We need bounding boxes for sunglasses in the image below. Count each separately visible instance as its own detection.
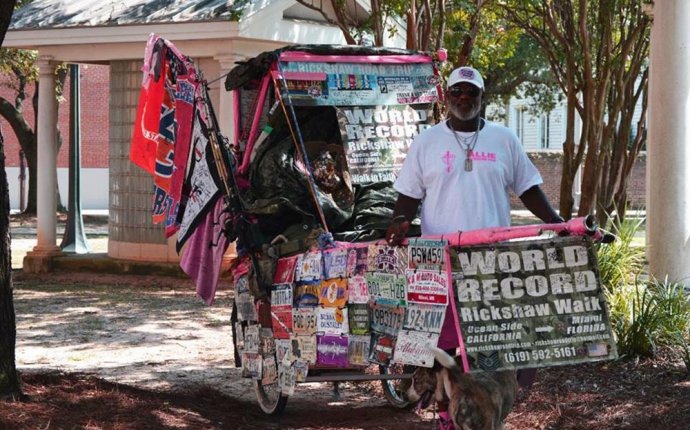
[447,86,481,97]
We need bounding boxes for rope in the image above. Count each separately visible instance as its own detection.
[205,70,231,87]
[271,62,330,234]
[197,72,232,198]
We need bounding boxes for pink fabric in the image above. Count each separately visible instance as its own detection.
[179,197,229,305]
[436,310,459,350]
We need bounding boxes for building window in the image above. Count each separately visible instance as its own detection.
[516,108,525,144]
[541,113,550,149]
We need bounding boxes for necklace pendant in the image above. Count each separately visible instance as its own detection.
[464,150,473,171]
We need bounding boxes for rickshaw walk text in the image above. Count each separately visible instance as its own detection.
[459,295,602,322]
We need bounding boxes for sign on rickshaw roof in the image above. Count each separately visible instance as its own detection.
[9,0,241,30]
[224,45,439,92]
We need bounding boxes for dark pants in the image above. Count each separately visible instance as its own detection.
[516,368,537,389]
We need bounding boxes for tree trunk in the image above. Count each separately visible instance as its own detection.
[558,79,578,219]
[0,126,22,400]
[0,0,23,402]
[0,96,37,214]
[23,142,36,214]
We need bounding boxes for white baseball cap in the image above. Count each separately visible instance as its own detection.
[447,66,484,90]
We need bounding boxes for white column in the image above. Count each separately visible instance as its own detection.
[214,54,246,145]
[648,2,690,284]
[33,57,60,253]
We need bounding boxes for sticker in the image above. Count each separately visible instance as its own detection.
[316,335,349,367]
[290,335,317,364]
[393,330,439,367]
[367,244,408,274]
[368,331,397,366]
[348,276,369,304]
[587,342,610,357]
[316,307,349,335]
[318,278,348,308]
[294,359,309,382]
[260,328,276,357]
[234,322,245,351]
[296,251,322,281]
[262,356,278,385]
[406,270,449,305]
[366,273,407,305]
[370,301,405,336]
[242,352,262,379]
[348,334,371,366]
[274,256,299,284]
[348,303,370,335]
[278,364,296,396]
[323,248,348,279]
[403,303,446,334]
[275,339,292,365]
[293,282,320,308]
[293,308,317,336]
[236,274,250,295]
[236,292,258,322]
[407,238,447,270]
[346,245,369,276]
[244,324,260,353]
[236,277,258,322]
[271,309,293,339]
[271,284,293,307]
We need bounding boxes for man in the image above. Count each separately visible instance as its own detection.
[386,66,562,429]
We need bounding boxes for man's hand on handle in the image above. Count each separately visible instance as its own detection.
[387,193,421,246]
[386,216,410,246]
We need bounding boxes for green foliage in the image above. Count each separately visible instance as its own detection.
[606,282,661,358]
[605,277,690,360]
[597,214,646,290]
[598,213,690,360]
[442,1,559,115]
[649,277,690,347]
[227,0,253,21]
[674,332,690,374]
[0,48,37,90]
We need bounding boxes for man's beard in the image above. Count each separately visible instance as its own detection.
[449,102,481,121]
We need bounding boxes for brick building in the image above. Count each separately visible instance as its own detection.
[1,64,110,210]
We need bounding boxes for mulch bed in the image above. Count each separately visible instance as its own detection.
[506,347,689,430]
[2,348,688,430]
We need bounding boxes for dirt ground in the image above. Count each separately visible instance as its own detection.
[2,271,688,429]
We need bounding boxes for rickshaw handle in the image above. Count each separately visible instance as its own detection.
[397,215,603,247]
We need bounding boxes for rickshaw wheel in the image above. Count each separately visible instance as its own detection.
[379,363,413,409]
[254,380,289,415]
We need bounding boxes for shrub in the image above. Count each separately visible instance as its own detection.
[597,214,646,290]
[649,277,690,345]
[606,276,690,359]
[606,282,662,358]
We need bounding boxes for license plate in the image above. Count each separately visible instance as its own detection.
[292,308,317,335]
[403,303,446,334]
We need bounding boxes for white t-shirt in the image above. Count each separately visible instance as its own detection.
[394,119,542,235]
